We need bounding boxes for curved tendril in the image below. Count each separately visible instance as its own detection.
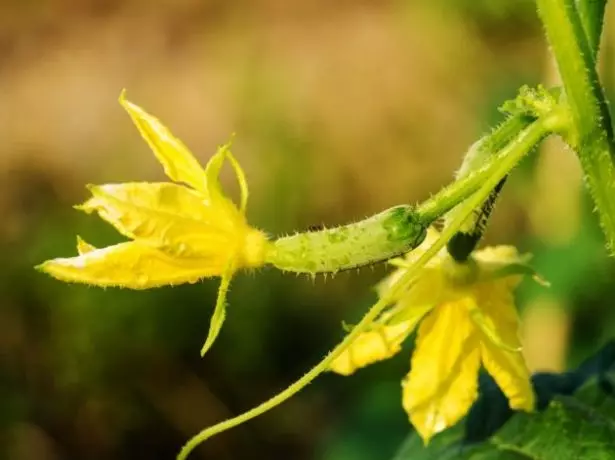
[178,117,551,460]
[178,222,448,460]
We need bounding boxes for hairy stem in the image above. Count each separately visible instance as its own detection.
[537,0,615,253]
[445,114,535,261]
[575,0,607,56]
[177,116,556,460]
[269,117,544,275]
[416,115,534,224]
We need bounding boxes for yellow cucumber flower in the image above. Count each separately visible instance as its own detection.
[329,228,537,442]
[37,91,270,355]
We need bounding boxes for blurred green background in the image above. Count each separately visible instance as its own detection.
[1,1,615,459]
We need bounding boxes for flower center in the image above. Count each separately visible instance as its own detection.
[441,253,479,287]
[240,228,270,268]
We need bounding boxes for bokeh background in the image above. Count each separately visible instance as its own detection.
[2,1,615,459]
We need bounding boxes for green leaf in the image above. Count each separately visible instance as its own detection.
[392,342,615,460]
[393,395,615,460]
[392,423,466,460]
[574,370,615,420]
[490,395,615,460]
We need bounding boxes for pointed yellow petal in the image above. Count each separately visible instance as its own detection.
[404,336,481,443]
[119,92,208,192]
[37,241,226,289]
[201,266,234,356]
[78,182,244,256]
[76,236,96,255]
[202,143,249,215]
[473,245,521,263]
[463,296,521,353]
[329,320,414,376]
[476,284,535,412]
[381,271,441,324]
[474,245,539,289]
[402,301,476,411]
[207,142,249,213]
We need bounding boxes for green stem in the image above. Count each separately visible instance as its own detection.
[457,114,537,179]
[270,117,547,276]
[575,0,607,56]
[176,115,556,460]
[415,161,503,224]
[537,0,615,253]
[537,0,611,138]
[444,114,535,261]
[416,115,533,223]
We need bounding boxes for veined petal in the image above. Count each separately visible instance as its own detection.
[403,335,481,443]
[476,284,535,412]
[120,92,208,193]
[78,182,244,255]
[381,271,442,324]
[463,296,521,353]
[37,241,227,289]
[329,318,419,376]
[403,301,476,410]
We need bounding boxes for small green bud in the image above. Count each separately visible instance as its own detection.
[499,84,563,120]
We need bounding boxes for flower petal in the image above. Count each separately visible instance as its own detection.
[476,284,535,412]
[120,92,208,192]
[329,317,421,376]
[76,235,96,254]
[404,335,481,443]
[37,241,226,289]
[78,182,243,256]
[464,297,521,353]
[402,301,476,413]
[377,227,442,302]
[381,271,442,325]
[473,245,520,263]
[205,143,249,214]
[200,266,234,356]
[473,245,538,289]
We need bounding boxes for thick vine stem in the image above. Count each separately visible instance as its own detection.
[415,116,532,224]
[446,85,567,261]
[575,0,607,56]
[537,0,615,253]
[445,114,535,261]
[268,124,545,276]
